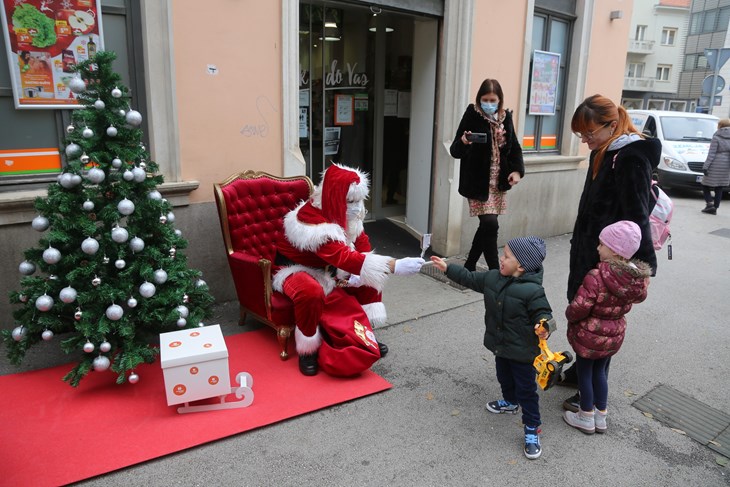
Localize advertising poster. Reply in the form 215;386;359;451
334;94;353;126
528;50;560;116
1;0;104;109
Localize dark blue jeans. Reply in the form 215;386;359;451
576;355;611;411
495;356;540;428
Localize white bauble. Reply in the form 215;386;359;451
65;143;82;158
128;372;139;384
19;260;36;275
132;167;146;183
100;341;111;352
93;355;111;372
42;329;54;341
19;293;28;303
69;76;86;94
122;169;134;181
169;247;177;258
129;237;145;253
83;341;95;353
139;281;156;298
59;173;75;189
147;190;162;201
43;247;61;264
102;255;109;264
35;294;54;312
92;276;101;286
176;317;187;328
66;124;75;134
12;326;26;341
117;198;135;216
81;237;99;255
106;126;118;137
159;214;167;224
59;286;78;304
80;153;90;164
111;87;122;98
182;294;189;303
118;109;126;117
87;167;105;184
111;157;122;168
125;110;142;126
111;226;129;243
32;215;50;231
75;309;83;320
153;269;168;284
127;296;138;308
105;304;124;321
195;279;207;288
174;229;182;237
115;259;126;269
166;212;175;223
176;305;189;318
82;127;94;138
71;174;82;187
94;99;105;110
83;200;95;211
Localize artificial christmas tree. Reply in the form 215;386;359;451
2;51;214;386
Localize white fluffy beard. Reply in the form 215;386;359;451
346;216;364;243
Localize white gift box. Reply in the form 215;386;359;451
160;324;230;406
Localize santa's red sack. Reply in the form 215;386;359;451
317;289;381;377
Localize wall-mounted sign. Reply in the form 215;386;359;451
528;50;560;116
1;0;104;109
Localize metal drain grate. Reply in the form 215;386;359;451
633;384;730;458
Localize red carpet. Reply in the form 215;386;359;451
0;329;391;486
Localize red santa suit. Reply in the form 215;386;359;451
273;164;393;376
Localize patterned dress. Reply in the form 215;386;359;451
469;110;508;217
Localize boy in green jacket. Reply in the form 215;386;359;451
431;236;555;460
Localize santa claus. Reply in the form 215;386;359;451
273;164;425;376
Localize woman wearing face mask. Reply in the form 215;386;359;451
450;78;525;271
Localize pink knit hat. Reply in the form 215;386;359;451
599;220;641;259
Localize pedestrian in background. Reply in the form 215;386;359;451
701;118;730;215
431;236;554;460
449;78;524;272
563;221;651;435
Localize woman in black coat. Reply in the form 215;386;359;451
450;79;525;271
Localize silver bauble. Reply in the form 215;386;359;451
19;293;28;303
65;143;82;158
70;174;82;188
43;247;61;264
129;237;145;253
19;260;36;275
82;127;94;138
183;294;189;303
122;169;134;181
159;214;167;224
147;190;162;201
176;317;187;328
12;326;26;341
32;215;50;231
75;309;83;320
139;161;146;169
128;372;139;384
80;153;90;164
100;341;111;352
93;355;111;372
117;198;135;216
127;296;138;308
81;237;99;255
132;167;146;183
59;286;78;304
115;259;126;269
139;281;156;298
102;255;110;264
42;329;54;341
92;276;101;286
166;212;175;223
174;229;182;237
48;274;58;280
105;304;124;321
106;126;118;137
35;294;54;312
153;269;168;284
66;124;75;134
94;99;105;110
111;157;122;168
176;305;189;318
87;167;105;184
198;322;205;327
83;341;95;353
125;110;142;126
169;247;177;258
195;279;207;288
59;173;75;189
83;200;95;211
118;109;126;117
111;226;129;243
69;76;86;94
111;87;122;98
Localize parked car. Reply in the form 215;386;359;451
628;110;719;191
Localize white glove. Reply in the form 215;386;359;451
394;257;426;276
347;275;362;287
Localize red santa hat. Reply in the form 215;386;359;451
320;164;370;228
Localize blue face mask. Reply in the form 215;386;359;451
481;102;498;115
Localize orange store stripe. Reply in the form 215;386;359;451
0;148;62;174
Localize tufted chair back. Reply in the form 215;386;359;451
214;170;313;359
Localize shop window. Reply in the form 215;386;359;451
647;100;665;111
622;98;643;110
668;101;686;112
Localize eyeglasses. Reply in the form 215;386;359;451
574;122;611;141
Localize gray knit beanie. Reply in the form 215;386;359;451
507;236;546;272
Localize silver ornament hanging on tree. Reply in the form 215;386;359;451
127;296;138;308
66;124;75;134
176;305;189;318
125;109;142;126
195;279;208;288
122;169;134;181
87;167;105;184
59;173;75;189
92;275;101;286
169;247;177;258
82;127;94;138
83;341;95;353
19;293;28;303
111;157;122;168
81;237;100;255
48;274;58;280
80;153;90;164
100;341;112;352
129;237;145;253
111;226;129;243
111;86;122;98
176;317;187;327
174;229;182;237
115;259;126;269
117;198;135;216
12;326;26;341
19;260;36;275
118;109;126;117
83;199;95;211
75;308;83;320
59;286;78;304
69;76;86;94
105;304;124;321
159;214;167;224
43;247;61;264
132;166;146;183
139;160;146;169
65;143;82;158
32;215;49;231
42;329;54;341
183;294;189;303
139;281;156;298
35;294;54;312
128;372;139;384
166;212;175;223
153;269;168;284
93;355;111;372
147;190;162;201
94;99;105;110
106;126;118;137
103;255;109;264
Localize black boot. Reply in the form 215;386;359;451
378;342;388;357
298;353;318;376
701;204;717;215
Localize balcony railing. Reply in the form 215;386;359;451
627;39;655;54
624;76;656;90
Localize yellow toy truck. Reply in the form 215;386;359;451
533;318;572;391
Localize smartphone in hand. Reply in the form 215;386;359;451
466;132;488;143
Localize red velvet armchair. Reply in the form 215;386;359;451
213;170;313;359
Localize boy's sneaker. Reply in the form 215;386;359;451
562;392;580;413
524;425;542;459
563;409;595;434
594;408;607;434
486;399;519;414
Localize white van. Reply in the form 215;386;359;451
627;110;718;190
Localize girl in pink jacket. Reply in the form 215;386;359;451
563;220;651;435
